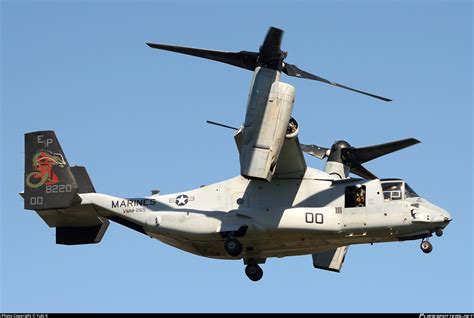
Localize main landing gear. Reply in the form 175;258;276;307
245;263;263;282
420;239;433;254
224;237;243;257
222;235;264;282
222;226;247;258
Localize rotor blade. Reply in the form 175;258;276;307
206;120;238;131
348;138;421;164
259;27;284;62
146;43;259;71
282;63;392;102
350;164;378;180
300;144;329;159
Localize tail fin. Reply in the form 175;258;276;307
23;131;109;245
24;131;79;210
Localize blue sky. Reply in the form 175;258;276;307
1;0;472;313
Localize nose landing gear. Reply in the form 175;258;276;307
420;240;433;254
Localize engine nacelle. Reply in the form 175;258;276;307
240;67;296;181
323;141;351;179
285;117;299;139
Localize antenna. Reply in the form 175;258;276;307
206;120;238;131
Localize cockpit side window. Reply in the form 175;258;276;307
345;185;366;208
381;181;403;201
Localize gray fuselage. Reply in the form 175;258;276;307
80;167;451;260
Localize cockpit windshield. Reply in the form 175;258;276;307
404;183;419;198
381;180;419;201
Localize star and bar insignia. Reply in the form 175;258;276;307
169;194;195;206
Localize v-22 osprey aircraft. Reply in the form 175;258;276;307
22;27;452;281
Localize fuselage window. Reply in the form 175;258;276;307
382;181;403;201
345;185;366;208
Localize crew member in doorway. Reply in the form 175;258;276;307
354;186;366;207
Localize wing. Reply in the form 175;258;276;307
273;136;307;178
234;129;307;179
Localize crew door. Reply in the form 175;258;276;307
343;185;367;228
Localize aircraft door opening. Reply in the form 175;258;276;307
343;185;367;228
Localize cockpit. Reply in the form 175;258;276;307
380;179;419;201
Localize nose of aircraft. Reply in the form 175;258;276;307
413;199;452;227
429;204;452;225
440;208;452;224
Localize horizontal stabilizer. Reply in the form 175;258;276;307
56;217;109;245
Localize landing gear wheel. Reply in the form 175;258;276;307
435;228;443;237
245;263;263;282
420;240;433;254
224;238;242;257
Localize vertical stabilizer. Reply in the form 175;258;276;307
24;131;79;210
